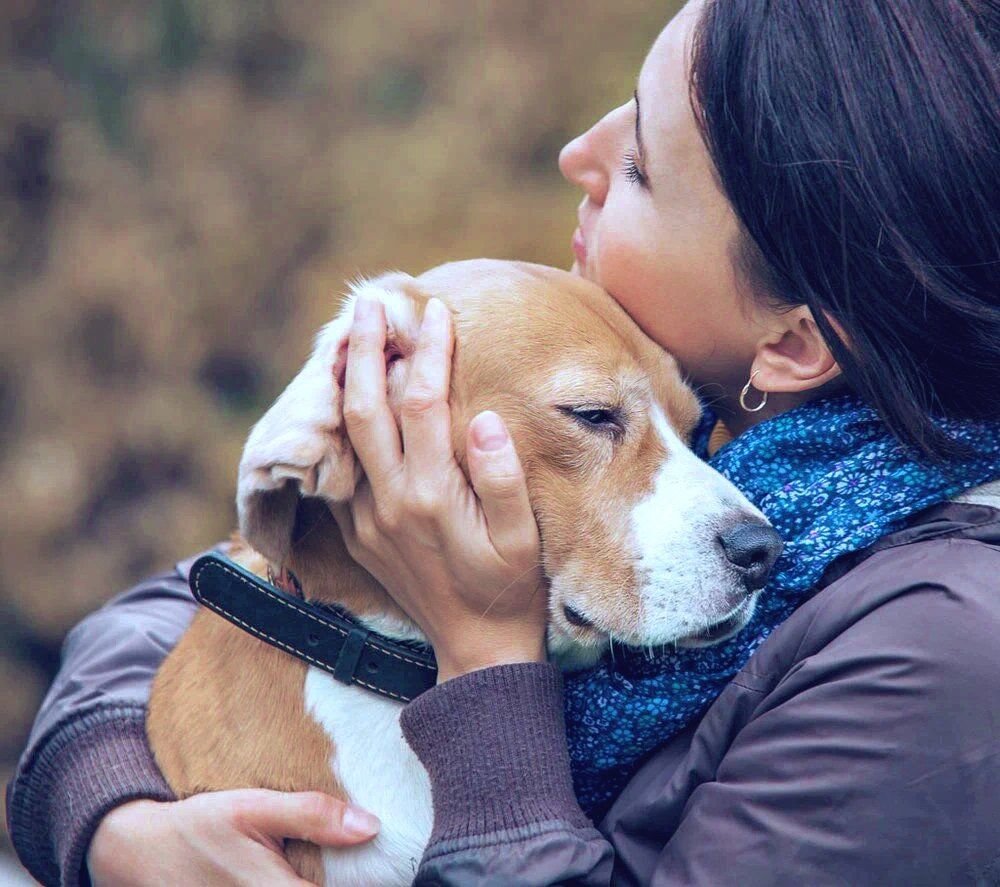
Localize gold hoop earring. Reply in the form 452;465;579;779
739;370;768;413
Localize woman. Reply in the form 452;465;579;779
9;0;1000;884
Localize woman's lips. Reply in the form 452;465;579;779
572;227;587;267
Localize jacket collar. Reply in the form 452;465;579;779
820;497;1000;589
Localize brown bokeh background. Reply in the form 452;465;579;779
0;0;679;870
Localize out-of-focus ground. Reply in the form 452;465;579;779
0;0;679;872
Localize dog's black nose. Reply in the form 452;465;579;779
718;522;784;591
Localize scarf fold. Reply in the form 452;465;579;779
564;393;1000;818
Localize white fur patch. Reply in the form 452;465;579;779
305;667;432;887
631;405;765;644
356;611;427;644
344;276;419;337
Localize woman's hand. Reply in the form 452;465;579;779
332;297;547;682
87;790;380;886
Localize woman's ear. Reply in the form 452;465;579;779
750;306;842;394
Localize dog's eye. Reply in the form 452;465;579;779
560;406;624;438
574;408;616;426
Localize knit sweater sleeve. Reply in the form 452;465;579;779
6;556;204;887
399;663;614;886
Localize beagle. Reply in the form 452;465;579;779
148;259;780;885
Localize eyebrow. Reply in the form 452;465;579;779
634;88;650;185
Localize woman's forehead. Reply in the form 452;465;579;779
640;2;700;107
637;3;710;176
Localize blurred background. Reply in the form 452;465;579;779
0;0;679;875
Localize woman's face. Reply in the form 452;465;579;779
559;0;770;397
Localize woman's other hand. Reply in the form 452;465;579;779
334;297;547;682
87;790;380;886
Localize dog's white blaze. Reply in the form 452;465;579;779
631;405;764;643
305;667;432;887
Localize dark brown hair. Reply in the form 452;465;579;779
690;0;1000;459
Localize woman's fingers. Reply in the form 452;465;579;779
334;480;383;565
343;298;402;493
399;298;455;478
87;791;379;887
233;790;380;847
466;411;539;564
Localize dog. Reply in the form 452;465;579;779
147;259;781;885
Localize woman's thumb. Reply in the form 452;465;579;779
467;411;537;559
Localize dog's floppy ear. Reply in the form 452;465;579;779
237;273;425;565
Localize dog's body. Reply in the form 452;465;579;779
149;539;432;885
148;260;778;885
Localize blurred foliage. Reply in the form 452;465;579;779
0;0;681;861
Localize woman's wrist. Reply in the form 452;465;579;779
434;632;546;683
400;662;591;847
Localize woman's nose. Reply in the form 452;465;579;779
559;128;609;207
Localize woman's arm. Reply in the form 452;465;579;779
7;558;200;885
334;297;614;883
401;663;614;886
7;551;381;887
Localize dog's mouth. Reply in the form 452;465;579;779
562;603;593;630
558;603;614;644
553;592;758;659
675;594;758;648
550;602;609;648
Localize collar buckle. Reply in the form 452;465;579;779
333;625;372;686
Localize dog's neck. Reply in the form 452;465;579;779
281;500;428;646
334;597;429;645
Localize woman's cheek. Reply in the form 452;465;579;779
599;238;668;336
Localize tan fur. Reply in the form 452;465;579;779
148;542;338;883
708;420;734;456
148;524;414;882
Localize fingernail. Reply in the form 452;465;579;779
472;411;509;451
343;805;380;838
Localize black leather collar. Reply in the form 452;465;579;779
189;553;437;703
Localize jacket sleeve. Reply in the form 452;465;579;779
6;552;208;887
400;544;1000;886
400;663;615;886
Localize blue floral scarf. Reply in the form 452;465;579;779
563;393;1000;818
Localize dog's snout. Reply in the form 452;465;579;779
718;522;784;592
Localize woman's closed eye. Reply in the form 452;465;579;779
621;89;650;188
620;149;648;187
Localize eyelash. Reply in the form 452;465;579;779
620;149;647;187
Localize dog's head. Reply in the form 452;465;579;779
239;260;781;667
